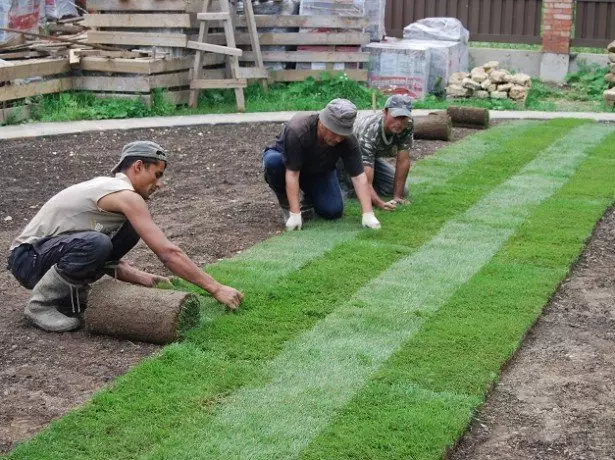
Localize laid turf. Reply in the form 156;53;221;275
5;120;614;460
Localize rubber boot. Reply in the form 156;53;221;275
24;266;81;332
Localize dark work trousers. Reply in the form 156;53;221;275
7;222;140;290
337;157;409;199
262;148;344;219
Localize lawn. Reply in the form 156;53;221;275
4;119;615;460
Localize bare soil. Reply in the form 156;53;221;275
0;123;613;458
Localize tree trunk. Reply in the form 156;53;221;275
446;106;490;129
414;111;452;141
85;278;201;344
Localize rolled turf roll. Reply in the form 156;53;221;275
446;106;490;129
85;278;201;344
413;111;452;141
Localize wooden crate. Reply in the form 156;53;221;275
1;7;372;111
83;1;370;82
0;58;72;110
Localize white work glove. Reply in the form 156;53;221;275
362;212;381;229
285;212;302;231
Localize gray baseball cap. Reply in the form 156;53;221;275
318;98;357;137
384;95;413;118
111;141;168;174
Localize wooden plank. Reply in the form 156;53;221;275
190;78;247;89
268;69;367;82
87;31;187;47
72;75;150;92
87;0;189;11
203;32;371;46
235;67;269;79
79;57;157;73
242;0;268;91
91;92;151;103
0;78;72;102
0;103;39;123
86;0;221;12
0;51;46;60
78;56;205;74
83;13;195;28
196;12;230;20
235;15;368;29
189;0;213;107
0;58;70;82
241;50;369;63
150;70;191;88
163;89;189;105
186;40;242;56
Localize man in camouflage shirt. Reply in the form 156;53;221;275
342;94;413;211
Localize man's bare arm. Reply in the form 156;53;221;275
285;169;301;214
350;172;376;214
393;150;411;203
364;165;396;211
98;191;243;309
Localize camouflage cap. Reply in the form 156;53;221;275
384;95;413;118
318;98;357;137
111;141;168;174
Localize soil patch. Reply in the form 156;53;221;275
450;206;615;460
0;122;469;453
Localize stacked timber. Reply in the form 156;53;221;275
0;57;72;123
1;2;371;111
604;40;615;107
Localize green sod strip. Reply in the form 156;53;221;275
3;120;593;460
300;130;615;460
126;123;613;460
362;118;591;247
173;221;359;322
409;120;538;192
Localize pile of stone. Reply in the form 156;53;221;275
604;40;615;107
445;61;532;101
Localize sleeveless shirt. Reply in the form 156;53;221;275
10;173;135;249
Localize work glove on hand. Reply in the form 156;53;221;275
285;212;302;231
362;212;381;229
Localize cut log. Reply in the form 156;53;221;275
446;106;490;129
85;278;201;344
414;111;452;141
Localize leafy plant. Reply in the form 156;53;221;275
564;62;609;101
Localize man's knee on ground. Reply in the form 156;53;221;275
316;204;344;220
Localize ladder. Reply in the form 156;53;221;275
187;0;268;111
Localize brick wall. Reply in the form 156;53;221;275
541;0;574;53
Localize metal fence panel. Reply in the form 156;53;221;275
573;0;615;48
385;0;542;44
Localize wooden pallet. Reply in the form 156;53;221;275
83;3;370;82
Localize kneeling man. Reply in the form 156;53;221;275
7;141;244;332
262;98;381;231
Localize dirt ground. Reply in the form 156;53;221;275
0;123;613;458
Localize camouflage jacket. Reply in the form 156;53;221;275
353;112;414;167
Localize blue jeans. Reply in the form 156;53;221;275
7;222;140;289
262;148;344;219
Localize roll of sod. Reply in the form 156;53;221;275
413;111;452;140
85;278;201;344
608;39;615;53
446;106;490;129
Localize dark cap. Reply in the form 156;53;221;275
111;141;168;174
384;95;413;118
318;98;357;137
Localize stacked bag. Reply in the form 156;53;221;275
365;18;469;100
604;40;615;107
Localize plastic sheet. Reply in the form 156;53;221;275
403;17;469;44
